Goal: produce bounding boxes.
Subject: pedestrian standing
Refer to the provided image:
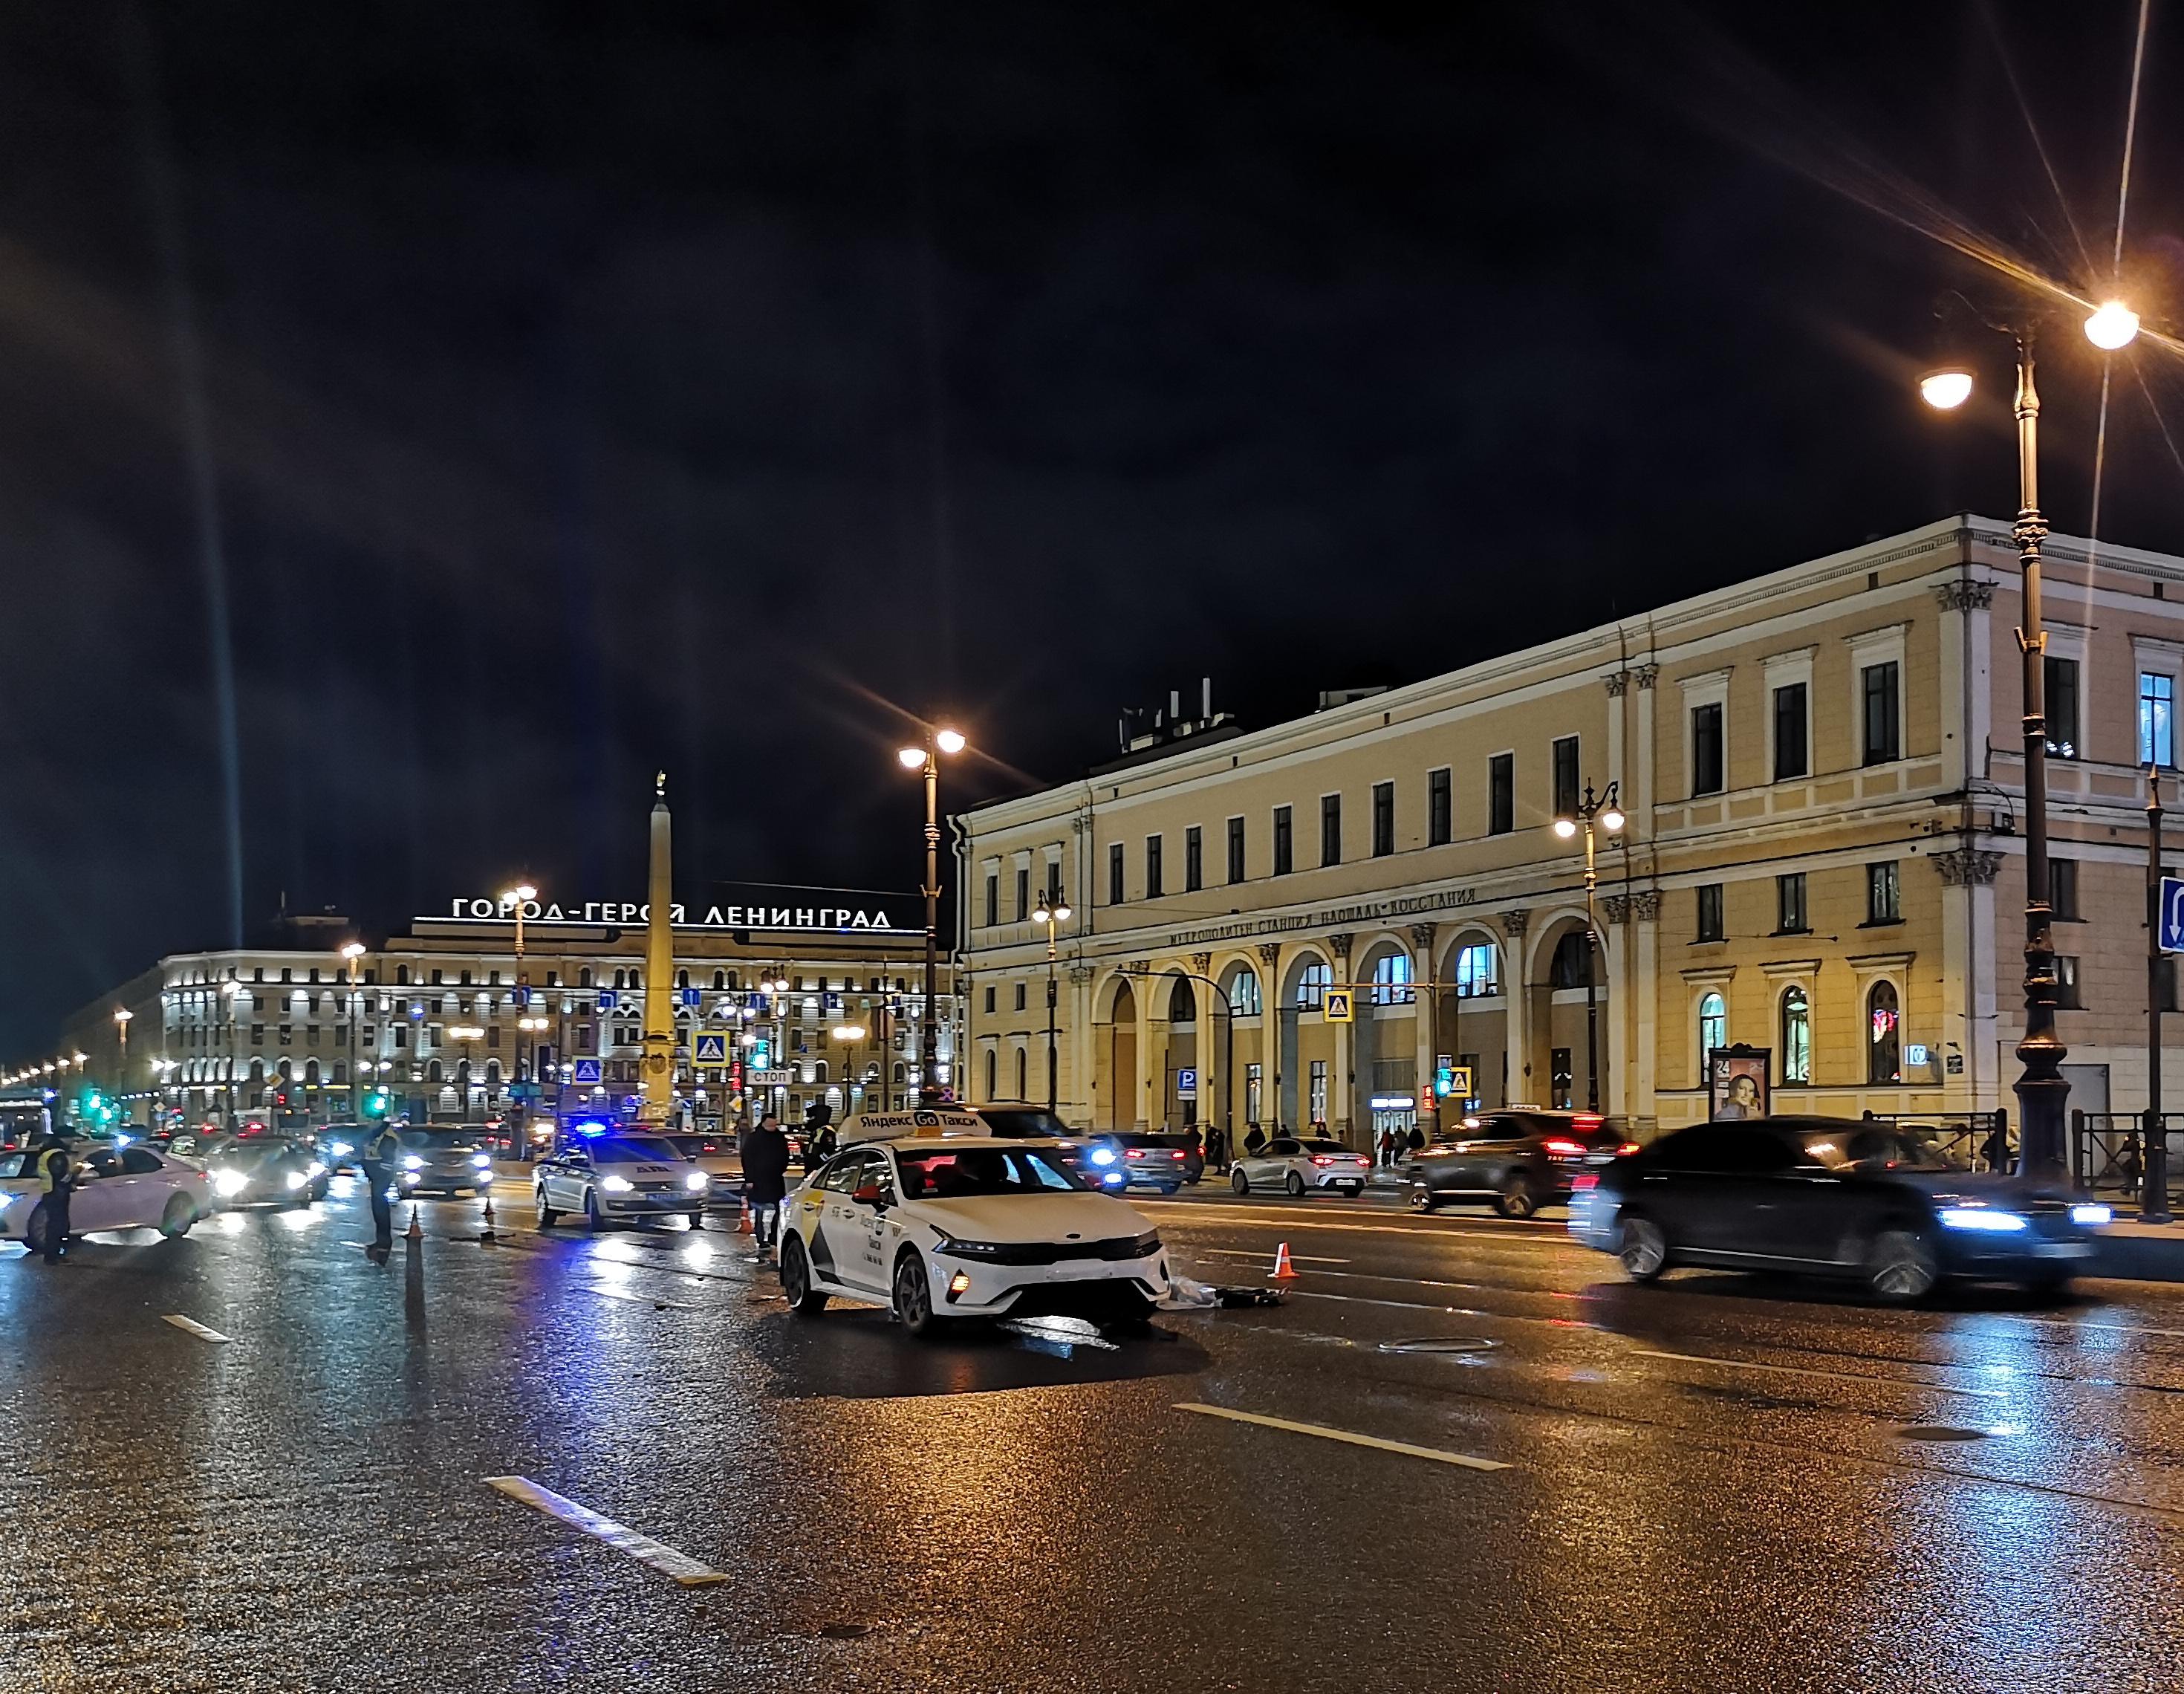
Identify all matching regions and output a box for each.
[800,1103,836,1175]
[741,1111,792,1262]
[359,1119,403,1263]
[29,1126,77,1264]
[1980,1122,2013,1176]
[1206,1123,1228,1173]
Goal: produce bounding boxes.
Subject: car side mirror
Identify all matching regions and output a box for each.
[851,1183,885,1208]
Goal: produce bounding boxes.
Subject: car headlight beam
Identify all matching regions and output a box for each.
[599,1174,634,1194]
[2070,1203,2113,1227]
[212,1169,247,1197]
[681,1171,707,1191]
[1938,1207,2029,1233]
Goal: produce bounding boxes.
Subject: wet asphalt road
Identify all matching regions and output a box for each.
[7,1175,2184,1693]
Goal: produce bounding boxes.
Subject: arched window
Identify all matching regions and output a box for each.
[1781,987,1811,1084]
[579,967,593,988]
[1370,952,1415,1005]
[1296,961,1331,1009]
[984,1049,998,1097]
[1169,976,1195,1022]
[1453,941,1501,998]
[1549,930,1593,990]
[1867,981,1901,1084]
[1697,993,1726,1080]
[677,969,689,989]
[427,1059,443,1083]
[614,969,626,990]
[1015,1048,1027,1098]
[712,970,726,990]
[1226,969,1261,1017]
[894,1062,909,1086]
[396,964,410,985]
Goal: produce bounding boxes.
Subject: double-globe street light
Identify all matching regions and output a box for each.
[501,883,537,1146]
[1920,294,2142,1183]
[1553,781,1625,1114]
[1028,889,1073,1114]
[898,727,966,1102]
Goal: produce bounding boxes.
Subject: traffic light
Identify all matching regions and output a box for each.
[362,1088,391,1119]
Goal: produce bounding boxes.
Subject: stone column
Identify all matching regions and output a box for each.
[1328,932,1355,1144]
[1258,941,1284,1134]
[1936,577,1998,1109]
[1632,890,1660,1120]
[1501,909,1530,1108]
[1129,960,1153,1129]
[1410,922,1438,1135]
[1602,895,1631,1117]
[1067,961,1094,1127]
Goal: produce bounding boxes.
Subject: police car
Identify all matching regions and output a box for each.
[533,1130,710,1231]
[778,1109,1171,1337]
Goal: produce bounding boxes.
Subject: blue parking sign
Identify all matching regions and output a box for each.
[2162,877,2184,953]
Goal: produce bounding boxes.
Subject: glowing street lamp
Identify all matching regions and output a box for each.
[1028,889,1073,1114]
[2085,299,2141,351]
[1553,779,1625,1113]
[898,727,966,1101]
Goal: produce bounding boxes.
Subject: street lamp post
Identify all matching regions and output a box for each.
[899,727,966,1102]
[1921,297,2140,1179]
[113,1008,131,1119]
[1553,780,1626,1114]
[501,884,537,1150]
[1028,890,1073,1114]
[449,1026,485,1121]
[340,942,365,1120]
[224,980,244,1127]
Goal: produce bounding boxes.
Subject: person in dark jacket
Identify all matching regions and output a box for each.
[29,1128,77,1264]
[800,1103,837,1175]
[741,1112,792,1260]
[359,1120,405,1263]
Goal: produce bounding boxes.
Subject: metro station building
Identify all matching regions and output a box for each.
[958,516,2184,1146]
[62,895,962,1132]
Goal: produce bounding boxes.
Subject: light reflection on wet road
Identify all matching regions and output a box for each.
[6,1175,2184,1691]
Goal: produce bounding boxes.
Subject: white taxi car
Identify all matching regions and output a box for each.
[533,1132,710,1231]
[1,1141,211,1251]
[779,1109,1171,1337]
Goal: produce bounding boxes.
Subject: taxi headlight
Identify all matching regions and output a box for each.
[284,1171,308,1190]
[1090,1146,1117,1166]
[681,1171,707,1191]
[935,1236,1004,1259]
[2070,1203,2113,1227]
[401,1155,423,1171]
[471,1153,493,1170]
[1939,1207,2029,1233]
[1129,1231,1161,1258]
[212,1169,248,1197]
[599,1175,634,1193]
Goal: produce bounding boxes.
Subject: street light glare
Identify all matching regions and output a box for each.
[1919,367,1974,410]
[1601,807,1626,833]
[341,941,365,959]
[507,883,537,903]
[1052,902,1071,922]
[1553,817,1578,838]
[2084,300,2140,351]
[897,745,926,768]
[935,729,966,755]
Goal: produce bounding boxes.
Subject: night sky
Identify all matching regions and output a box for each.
[2,2,2180,1057]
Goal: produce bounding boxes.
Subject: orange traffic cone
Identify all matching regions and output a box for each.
[1270,1242,1296,1281]
[736,1201,753,1236]
[406,1204,423,1242]
[479,1192,497,1245]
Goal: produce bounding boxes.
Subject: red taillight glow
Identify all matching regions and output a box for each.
[1541,1138,1587,1156]
[1616,1141,1641,1156]
[1572,1172,1599,1191]
[1170,1150,1186,1160]
[1573,1115,1603,1128]
[1310,1155,1334,1166]
[1126,1149,1144,1158]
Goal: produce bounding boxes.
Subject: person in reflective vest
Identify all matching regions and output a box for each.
[29,1128,77,1265]
[359,1121,404,1263]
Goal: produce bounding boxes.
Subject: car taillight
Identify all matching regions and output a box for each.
[1126,1149,1144,1159]
[1572,1173,1599,1192]
[1573,1115,1603,1129]
[1616,1141,1641,1156]
[1311,1155,1333,1166]
[1171,1150,1185,1160]
[1541,1138,1587,1156]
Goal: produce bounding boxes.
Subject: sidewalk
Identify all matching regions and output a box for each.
[2090,1216,2184,1284]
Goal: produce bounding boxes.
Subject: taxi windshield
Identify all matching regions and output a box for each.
[896,1147,1084,1198]
[591,1137,682,1164]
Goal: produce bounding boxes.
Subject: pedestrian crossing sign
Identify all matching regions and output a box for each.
[1324,988,1354,1022]
[693,1033,728,1063]
[573,1059,602,1084]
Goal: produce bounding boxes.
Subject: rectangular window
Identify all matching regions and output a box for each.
[1691,704,1725,795]
[1321,794,1342,866]
[1862,661,1900,765]
[2142,672,2176,767]
[1108,841,1125,905]
[1371,781,1395,857]
[1696,883,1725,943]
[2051,856,2080,921]
[2056,955,2084,1010]
[1186,825,1203,892]
[983,986,995,1014]
[1244,1062,1263,1124]
[1014,981,1027,1012]
[1773,683,1808,780]
[1428,768,1452,846]
[1226,817,1246,883]
[1777,872,1808,934]
[2045,657,2080,759]
[1553,736,1581,818]
[1015,866,1030,923]
[1145,835,1163,899]
[1488,754,1514,834]
[1867,860,1902,924]
[1273,805,1293,874]
[1308,1059,1328,1126]
[983,874,998,927]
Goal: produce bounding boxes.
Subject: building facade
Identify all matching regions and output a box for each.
[958,516,2184,1145]
[53,897,962,1132]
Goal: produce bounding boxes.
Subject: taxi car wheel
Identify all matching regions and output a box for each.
[1284,1172,1306,1198]
[1231,1168,1250,1195]
[582,1192,607,1233]
[535,1192,559,1230]
[780,1236,829,1315]
[1616,1212,1669,1282]
[1493,1173,1538,1218]
[159,1194,196,1239]
[1865,1227,1939,1304]
[1408,1187,1440,1213]
[893,1250,948,1338]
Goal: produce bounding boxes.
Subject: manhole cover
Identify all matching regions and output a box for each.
[1896,1425,1989,1442]
[817,1623,874,1640]
[1379,1337,1498,1354]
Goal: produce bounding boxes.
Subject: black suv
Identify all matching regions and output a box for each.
[1405,1110,1634,1218]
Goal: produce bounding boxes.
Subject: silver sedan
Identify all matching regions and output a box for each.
[1229,1135,1371,1198]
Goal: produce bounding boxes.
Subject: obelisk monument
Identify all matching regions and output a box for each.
[640,772,677,1124]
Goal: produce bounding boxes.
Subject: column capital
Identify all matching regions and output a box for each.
[1632,889,1663,922]
[1634,663,1659,689]
[1932,848,2003,886]
[1326,931,1354,959]
[1934,577,1995,613]
[1191,951,1213,977]
[1255,941,1283,967]
[1407,921,1437,951]
[1601,894,1631,924]
[1500,908,1531,938]
[1603,670,1630,698]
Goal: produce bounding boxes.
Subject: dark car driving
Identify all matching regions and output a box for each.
[1570,1116,2111,1301]
[203,1135,329,1208]
[1406,1109,1637,1218]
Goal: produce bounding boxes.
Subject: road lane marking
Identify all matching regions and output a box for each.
[484,1476,727,1587]
[1201,1248,1351,1265]
[161,1315,232,1344]
[588,1285,689,1310]
[1177,1403,1510,1470]
[1633,1349,2006,1400]
[1156,1204,1571,1243]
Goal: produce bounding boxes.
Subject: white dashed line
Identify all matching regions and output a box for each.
[1177,1402,1511,1470]
[484,1476,727,1586]
[161,1314,233,1344]
[1633,1349,2007,1400]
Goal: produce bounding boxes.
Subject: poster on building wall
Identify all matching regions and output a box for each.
[1708,1045,1769,1120]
